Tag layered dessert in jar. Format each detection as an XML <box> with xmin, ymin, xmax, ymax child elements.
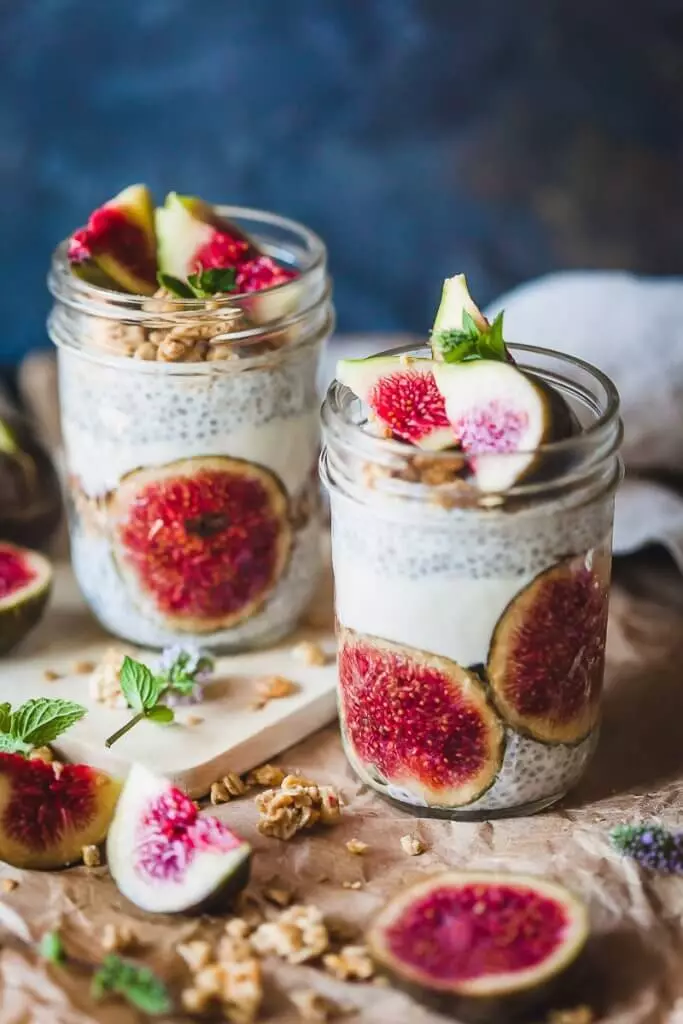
<box><xmin>48</xmin><ymin>186</ymin><xmax>333</xmax><ymax>650</ymax></box>
<box><xmin>321</xmin><ymin>275</ymin><xmax>621</xmax><ymax>818</ymax></box>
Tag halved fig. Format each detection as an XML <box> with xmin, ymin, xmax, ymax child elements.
<box><xmin>0</xmin><ymin>402</ymin><xmax>63</xmax><ymax>550</ymax></box>
<box><xmin>155</xmin><ymin>191</ymin><xmax>255</xmax><ymax>280</ymax></box>
<box><xmin>336</xmin><ymin>356</ymin><xmax>457</xmax><ymax>451</ymax></box>
<box><xmin>367</xmin><ymin>870</ymin><xmax>589</xmax><ymax>1021</ymax></box>
<box><xmin>488</xmin><ymin>555</ymin><xmax>609</xmax><ymax>744</ymax></box>
<box><xmin>0</xmin><ymin>544</ymin><xmax>52</xmax><ymax>655</ymax></box>
<box><xmin>109</xmin><ymin>456</ymin><xmax>291</xmax><ymax>633</ymax></box>
<box><xmin>0</xmin><ymin>753</ymin><xmax>120</xmax><ymax>869</ymax></box>
<box><xmin>107</xmin><ymin>763</ymin><xmax>251</xmax><ymax>914</ymax></box>
<box><xmin>433</xmin><ymin>360</ymin><xmax>570</xmax><ymax>491</ymax></box>
<box><xmin>338</xmin><ymin>629</ymin><xmax>504</xmax><ymax>807</ymax></box>
<box><xmin>68</xmin><ymin>184</ymin><xmax>158</xmax><ymax>295</ymax></box>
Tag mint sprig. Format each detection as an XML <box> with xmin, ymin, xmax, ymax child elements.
<box><xmin>431</xmin><ymin>309</ymin><xmax>508</xmax><ymax>364</ymax></box>
<box><xmin>187</xmin><ymin>266</ymin><xmax>238</xmax><ymax>297</ymax></box>
<box><xmin>156</xmin><ymin>271</ymin><xmax>195</xmax><ymax>298</ymax></box>
<box><xmin>92</xmin><ymin>955</ymin><xmax>172</xmax><ymax>1015</ymax></box>
<box><xmin>39</xmin><ymin>930</ymin><xmax>65</xmax><ymax>963</ymax></box>
<box><xmin>0</xmin><ymin>698</ymin><xmax>87</xmax><ymax>756</ymax></box>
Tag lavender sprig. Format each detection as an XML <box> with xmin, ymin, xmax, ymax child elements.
<box><xmin>610</xmin><ymin>823</ymin><xmax>683</xmax><ymax>874</ymax></box>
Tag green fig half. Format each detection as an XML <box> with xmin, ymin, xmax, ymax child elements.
<box><xmin>0</xmin><ymin>543</ymin><xmax>52</xmax><ymax>655</ymax></box>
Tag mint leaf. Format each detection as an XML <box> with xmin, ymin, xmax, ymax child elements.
<box><xmin>431</xmin><ymin>310</ymin><xmax>509</xmax><ymax>365</ymax></box>
<box><xmin>39</xmin><ymin>931</ymin><xmax>64</xmax><ymax>963</ymax></box>
<box><xmin>0</xmin><ymin>703</ymin><xmax>11</xmax><ymax>733</ymax></box>
<box><xmin>119</xmin><ymin>658</ymin><xmax>163</xmax><ymax>712</ymax></box>
<box><xmin>91</xmin><ymin>955</ymin><xmax>172</xmax><ymax>1015</ymax></box>
<box><xmin>10</xmin><ymin>699</ymin><xmax>87</xmax><ymax>747</ymax></box>
<box><xmin>156</xmin><ymin>272</ymin><xmax>195</xmax><ymax>298</ymax></box>
<box><xmin>0</xmin><ymin>734</ymin><xmax>31</xmax><ymax>755</ymax></box>
<box><xmin>146</xmin><ymin>706</ymin><xmax>174</xmax><ymax>724</ymax></box>
<box><xmin>187</xmin><ymin>266</ymin><xmax>238</xmax><ymax>297</ymax></box>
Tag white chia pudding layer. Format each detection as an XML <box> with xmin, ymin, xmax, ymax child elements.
<box><xmin>59</xmin><ymin>347</ymin><xmax>323</xmax><ymax>648</ymax></box>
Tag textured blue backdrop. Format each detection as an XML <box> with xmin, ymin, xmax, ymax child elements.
<box><xmin>1</xmin><ymin>0</ymin><xmax>681</xmax><ymax>363</ymax></box>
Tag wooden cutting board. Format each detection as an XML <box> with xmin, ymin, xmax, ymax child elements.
<box><xmin>0</xmin><ymin>560</ymin><xmax>338</xmax><ymax>797</ymax></box>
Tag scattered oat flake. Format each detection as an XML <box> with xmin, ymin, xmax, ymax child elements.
<box><xmin>400</xmin><ymin>834</ymin><xmax>425</xmax><ymax>856</ymax></box>
<box><xmin>43</xmin><ymin>669</ymin><xmax>60</xmax><ymax>681</ymax></box>
<box><xmin>0</xmin><ymin>879</ymin><xmax>18</xmax><ymax>893</ymax></box>
<box><xmin>291</xmin><ymin>640</ymin><xmax>328</xmax><ymax>666</ymax></box>
<box><xmin>81</xmin><ymin>844</ymin><xmax>101</xmax><ymax>867</ymax></box>
<box><xmin>73</xmin><ymin>660</ymin><xmax>95</xmax><ymax>674</ymax></box>
<box><xmin>184</xmin><ymin>713</ymin><xmax>204</xmax><ymax>726</ymax></box>
<box><xmin>345</xmin><ymin>838</ymin><xmax>368</xmax><ymax>855</ymax></box>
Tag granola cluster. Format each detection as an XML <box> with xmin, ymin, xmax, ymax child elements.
<box><xmin>208</xmin><ymin>764</ymin><xmax>286</xmax><ymax>806</ymax></box>
<box><xmin>178</xmin><ymin>920</ymin><xmax>262</xmax><ymax>1023</ymax></box>
<box><xmin>255</xmin><ymin>775</ymin><xmax>342</xmax><ymax>840</ymax></box>
<box><xmin>251</xmin><ymin>904</ymin><xmax>329</xmax><ymax>964</ymax></box>
<box><xmin>85</xmin><ymin>289</ymin><xmax>289</xmax><ymax>364</ymax></box>
<box><xmin>89</xmin><ymin>647</ymin><xmax>131</xmax><ymax>709</ymax></box>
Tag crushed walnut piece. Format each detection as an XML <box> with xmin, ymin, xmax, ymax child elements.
<box><xmin>251</xmin><ymin>904</ymin><xmax>329</xmax><ymax>964</ymax></box>
<box><xmin>246</xmin><ymin>763</ymin><xmax>285</xmax><ymax>787</ymax></box>
<box><xmin>210</xmin><ymin>772</ymin><xmax>250</xmax><ymax>805</ymax></box>
<box><xmin>323</xmin><ymin>945</ymin><xmax>374</xmax><ymax>982</ymax></box>
<box><xmin>264</xmin><ymin>885</ymin><xmax>293</xmax><ymax>908</ymax></box>
<box><xmin>290</xmin><ymin>989</ymin><xmax>344</xmax><ymax>1021</ymax></box>
<box><xmin>255</xmin><ymin>776</ymin><xmax>342</xmax><ymax>840</ymax></box>
<box><xmin>73</xmin><ymin>660</ymin><xmax>95</xmax><ymax>675</ymax></box>
<box><xmin>43</xmin><ymin>669</ymin><xmax>61</xmax><ymax>682</ymax></box>
<box><xmin>0</xmin><ymin>879</ymin><xmax>18</xmax><ymax>893</ymax></box>
<box><xmin>101</xmin><ymin>922</ymin><xmax>137</xmax><ymax>954</ymax></box>
<box><xmin>89</xmin><ymin>646</ymin><xmax>132</xmax><ymax>709</ymax></box>
<box><xmin>252</xmin><ymin>674</ymin><xmax>299</xmax><ymax>709</ymax></box>
<box><xmin>29</xmin><ymin>746</ymin><xmax>54</xmax><ymax>763</ymax></box>
<box><xmin>183</xmin><ymin>713</ymin><xmax>204</xmax><ymax>726</ymax></box>
<box><xmin>179</xmin><ymin>925</ymin><xmax>262</xmax><ymax>1023</ymax></box>
<box><xmin>400</xmin><ymin>834</ymin><xmax>426</xmax><ymax>856</ymax></box>
<box><xmin>345</xmin><ymin>838</ymin><xmax>368</xmax><ymax>856</ymax></box>
<box><xmin>177</xmin><ymin>939</ymin><xmax>213</xmax><ymax>973</ymax></box>
<box><xmin>81</xmin><ymin>844</ymin><xmax>101</xmax><ymax>868</ymax></box>
<box><xmin>291</xmin><ymin>640</ymin><xmax>328</xmax><ymax>667</ymax></box>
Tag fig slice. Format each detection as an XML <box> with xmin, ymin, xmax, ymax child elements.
<box><xmin>366</xmin><ymin>870</ymin><xmax>589</xmax><ymax>1021</ymax></box>
<box><xmin>488</xmin><ymin>555</ymin><xmax>609</xmax><ymax>745</ymax></box>
<box><xmin>155</xmin><ymin>191</ymin><xmax>255</xmax><ymax>280</ymax></box>
<box><xmin>107</xmin><ymin>763</ymin><xmax>251</xmax><ymax>914</ymax></box>
<box><xmin>433</xmin><ymin>360</ymin><xmax>562</xmax><ymax>491</ymax></box>
<box><xmin>336</xmin><ymin>355</ymin><xmax>457</xmax><ymax>451</ymax></box>
<box><xmin>338</xmin><ymin>629</ymin><xmax>504</xmax><ymax>807</ymax></box>
<box><xmin>68</xmin><ymin>184</ymin><xmax>158</xmax><ymax>295</ymax></box>
<box><xmin>109</xmin><ymin>456</ymin><xmax>292</xmax><ymax>633</ymax></box>
<box><xmin>0</xmin><ymin>543</ymin><xmax>52</xmax><ymax>655</ymax></box>
<box><xmin>0</xmin><ymin>753</ymin><xmax>120</xmax><ymax>869</ymax></box>
<box><xmin>431</xmin><ymin>272</ymin><xmax>490</xmax><ymax>344</ymax></box>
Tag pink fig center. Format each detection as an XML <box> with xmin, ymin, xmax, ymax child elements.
<box><xmin>1</xmin><ymin>756</ymin><xmax>97</xmax><ymax>850</ymax></box>
<box><xmin>370</xmin><ymin>370</ymin><xmax>450</xmax><ymax>444</ymax></box>
<box><xmin>452</xmin><ymin>400</ymin><xmax>528</xmax><ymax>454</ymax></box>
<box><xmin>0</xmin><ymin>550</ymin><xmax>36</xmax><ymax>600</ymax></box>
<box><xmin>135</xmin><ymin>788</ymin><xmax>242</xmax><ymax>883</ymax></box>
<box><xmin>67</xmin><ymin>207</ymin><xmax>156</xmax><ymax>285</ymax></box>
<box><xmin>193</xmin><ymin>230</ymin><xmax>251</xmax><ymax>273</ymax></box>
<box><xmin>117</xmin><ymin>469</ymin><xmax>284</xmax><ymax>622</ymax></box>
<box><xmin>235</xmin><ymin>255</ymin><xmax>298</xmax><ymax>293</ymax></box>
<box><xmin>386</xmin><ymin>883</ymin><xmax>570</xmax><ymax>982</ymax></box>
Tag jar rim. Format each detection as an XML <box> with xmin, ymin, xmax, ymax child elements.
<box><xmin>321</xmin><ymin>341</ymin><xmax>622</xmax><ymax>500</ymax></box>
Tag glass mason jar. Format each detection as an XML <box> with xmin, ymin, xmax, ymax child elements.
<box><xmin>321</xmin><ymin>344</ymin><xmax>622</xmax><ymax>819</ymax></box>
<box><xmin>48</xmin><ymin>207</ymin><xmax>333</xmax><ymax>651</ymax></box>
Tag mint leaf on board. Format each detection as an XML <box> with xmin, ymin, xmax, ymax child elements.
<box><xmin>118</xmin><ymin>657</ymin><xmax>163</xmax><ymax>713</ymax></box>
<box><xmin>91</xmin><ymin>955</ymin><xmax>172</xmax><ymax>1015</ymax></box>
<box><xmin>39</xmin><ymin>931</ymin><xmax>65</xmax><ymax>963</ymax></box>
<box><xmin>187</xmin><ymin>266</ymin><xmax>238</xmax><ymax>297</ymax></box>
<box><xmin>10</xmin><ymin>698</ymin><xmax>87</xmax><ymax>747</ymax></box>
<box><xmin>146</xmin><ymin>706</ymin><xmax>174</xmax><ymax>724</ymax></box>
<box><xmin>156</xmin><ymin>271</ymin><xmax>195</xmax><ymax>298</ymax></box>
<box><xmin>431</xmin><ymin>310</ymin><xmax>509</xmax><ymax>365</ymax></box>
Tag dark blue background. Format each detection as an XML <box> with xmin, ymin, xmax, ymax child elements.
<box><xmin>2</xmin><ymin>0</ymin><xmax>682</xmax><ymax>363</ymax></box>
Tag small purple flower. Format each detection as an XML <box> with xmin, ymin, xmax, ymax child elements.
<box><xmin>610</xmin><ymin>823</ymin><xmax>683</xmax><ymax>874</ymax></box>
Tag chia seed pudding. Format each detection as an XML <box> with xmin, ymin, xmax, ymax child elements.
<box><xmin>321</xmin><ymin>277</ymin><xmax>621</xmax><ymax>819</ymax></box>
<box><xmin>49</xmin><ymin>192</ymin><xmax>333</xmax><ymax>650</ymax></box>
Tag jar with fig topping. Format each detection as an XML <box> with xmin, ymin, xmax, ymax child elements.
<box><xmin>321</xmin><ymin>344</ymin><xmax>622</xmax><ymax>819</ymax></box>
<box><xmin>48</xmin><ymin>208</ymin><xmax>333</xmax><ymax>651</ymax></box>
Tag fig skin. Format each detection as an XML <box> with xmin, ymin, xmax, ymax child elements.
<box><xmin>0</xmin><ymin>546</ymin><xmax>52</xmax><ymax>656</ymax></box>
<box><xmin>0</xmin><ymin>400</ymin><xmax>62</xmax><ymax>551</ymax></box>
<box><xmin>366</xmin><ymin>871</ymin><xmax>589</xmax><ymax>1023</ymax></box>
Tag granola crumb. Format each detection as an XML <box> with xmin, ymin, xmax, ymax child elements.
<box><xmin>255</xmin><ymin>777</ymin><xmax>342</xmax><ymax>840</ymax></box>
<box><xmin>29</xmin><ymin>746</ymin><xmax>54</xmax><ymax>763</ymax></box>
<box><xmin>251</xmin><ymin>904</ymin><xmax>329</xmax><ymax>963</ymax></box>
<box><xmin>184</xmin><ymin>713</ymin><xmax>204</xmax><ymax>726</ymax></box>
<box><xmin>291</xmin><ymin>640</ymin><xmax>328</xmax><ymax>667</ymax></box>
<box><xmin>89</xmin><ymin>647</ymin><xmax>131</xmax><ymax>709</ymax></box>
<box><xmin>323</xmin><ymin>945</ymin><xmax>375</xmax><ymax>982</ymax></box>
<box><xmin>345</xmin><ymin>838</ymin><xmax>368</xmax><ymax>856</ymax></box>
<box><xmin>43</xmin><ymin>669</ymin><xmax>61</xmax><ymax>681</ymax></box>
<box><xmin>177</xmin><ymin>939</ymin><xmax>214</xmax><ymax>973</ymax></box>
<box><xmin>342</xmin><ymin>881</ymin><xmax>362</xmax><ymax>890</ymax></box>
<box><xmin>246</xmin><ymin>763</ymin><xmax>286</xmax><ymax>787</ymax></box>
<box><xmin>181</xmin><ymin>987</ymin><xmax>209</xmax><ymax>1014</ymax></box>
<box><xmin>101</xmin><ymin>922</ymin><xmax>136</xmax><ymax>954</ymax></box>
<box><xmin>210</xmin><ymin>772</ymin><xmax>250</xmax><ymax>805</ymax></box>
<box><xmin>290</xmin><ymin>989</ymin><xmax>343</xmax><ymax>1021</ymax></box>
<box><xmin>263</xmin><ymin>886</ymin><xmax>293</xmax><ymax>908</ymax></box>
<box><xmin>72</xmin><ymin>660</ymin><xmax>96</xmax><ymax>674</ymax></box>
<box><xmin>81</xmin><ymin>844</ymin><xmax>101</xmax><ymax>868</ymax></box>
<box><xmin>252</xmin><ymin>674</ymin><xmax>299</xmax><ymax>709</ymax></box>
<box><xmin>400</xmin><ymin>834</ymin><xmax>425</xmax><ymax>856</ymax></box>
<box><xmin>0</xmin><ymin>878</ymin><xmax>18</xmax><ymax>893</ymax></box>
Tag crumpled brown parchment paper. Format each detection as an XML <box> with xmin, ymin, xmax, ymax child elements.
<box><xmin>3</xmin><ymin>556</ymin><xmax>683</xmax><ymax>1024</ymax></box>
